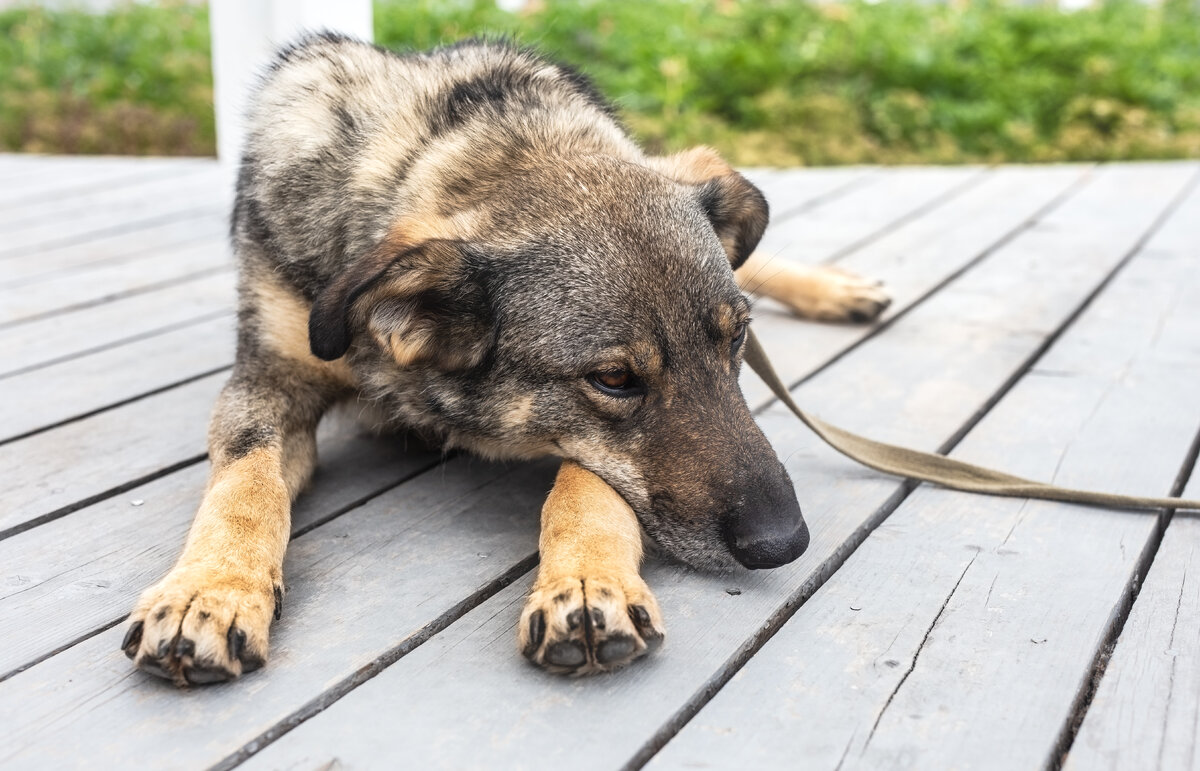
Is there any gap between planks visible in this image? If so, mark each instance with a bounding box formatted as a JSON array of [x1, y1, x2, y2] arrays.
[[1055, 426, 1200, 771]]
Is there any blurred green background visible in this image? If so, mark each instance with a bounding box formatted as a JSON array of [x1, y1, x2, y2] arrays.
[[2, 0, 1199, 164]]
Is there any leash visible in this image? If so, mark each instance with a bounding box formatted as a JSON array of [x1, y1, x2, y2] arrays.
[[744, 328, 1200, 513]]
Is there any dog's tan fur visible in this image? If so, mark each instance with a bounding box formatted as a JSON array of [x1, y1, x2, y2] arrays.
[[519, 461, 665, 674], [254, 273, 357, 387], [737, 253, 892, 322], [126, 448, 288, 685]]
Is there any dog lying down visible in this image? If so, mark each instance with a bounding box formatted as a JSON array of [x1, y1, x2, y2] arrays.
[[121, 33, 891, 683]]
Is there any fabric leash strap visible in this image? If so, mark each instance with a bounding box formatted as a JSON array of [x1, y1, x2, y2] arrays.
[[744, 328, 1200, 513]]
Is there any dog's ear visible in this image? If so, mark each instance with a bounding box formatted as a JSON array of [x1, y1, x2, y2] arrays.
[[648, 146, 769, 270], [309, 238, 493, 370]]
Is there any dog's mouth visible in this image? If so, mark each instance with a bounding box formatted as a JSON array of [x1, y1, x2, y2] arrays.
[[637, 504, 745, 573]]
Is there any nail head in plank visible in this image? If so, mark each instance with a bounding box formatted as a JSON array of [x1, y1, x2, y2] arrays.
[[0, 372, 225, 534]]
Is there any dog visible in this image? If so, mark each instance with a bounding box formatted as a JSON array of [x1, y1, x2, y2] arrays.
[[120, 33, 891, 683]]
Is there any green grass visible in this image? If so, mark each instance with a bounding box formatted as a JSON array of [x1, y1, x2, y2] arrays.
[[0, 1, 213, 155], [3, 0, 1200, 164]]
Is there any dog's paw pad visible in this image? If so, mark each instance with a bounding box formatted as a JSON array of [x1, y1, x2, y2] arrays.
[[518, 575, 665, 675], [122, 566, 279, 687]]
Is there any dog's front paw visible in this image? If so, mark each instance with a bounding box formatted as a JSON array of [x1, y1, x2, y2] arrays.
[[121, 564, 281, 686], [519, 574, 664, 675], [784, 265, 892, 323]]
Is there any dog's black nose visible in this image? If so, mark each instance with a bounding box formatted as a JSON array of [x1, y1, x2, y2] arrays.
[[722, 492, 809, 569]]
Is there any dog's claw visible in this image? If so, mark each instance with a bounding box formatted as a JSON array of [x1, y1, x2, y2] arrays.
[[524, 609, 546, 657], [185, 665, 233, 685], [126, 564, 275, 686], [121, 620, 144, 658], [227, 626, 246, 662]]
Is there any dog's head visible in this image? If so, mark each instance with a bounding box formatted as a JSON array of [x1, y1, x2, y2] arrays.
[[309, 148, 807, 571]]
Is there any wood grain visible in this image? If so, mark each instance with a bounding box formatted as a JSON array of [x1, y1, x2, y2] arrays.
[[0, 313, 235, 442], [741, 164, 1090, 408], [0, 372, 224, 534], [0, 270, 233, 376], [0, 237, 230, 325]]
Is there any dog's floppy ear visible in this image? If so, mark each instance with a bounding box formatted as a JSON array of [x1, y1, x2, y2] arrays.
[[309, 238, 493, 370], [648, 146, 769, 270]]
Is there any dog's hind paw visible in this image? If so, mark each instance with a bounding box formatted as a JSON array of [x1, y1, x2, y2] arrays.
[[121, 564, 280, 687], [518, 574, 664, 675], [774, 265, 892, 323]]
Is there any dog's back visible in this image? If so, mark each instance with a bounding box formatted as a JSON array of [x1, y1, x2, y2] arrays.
[[233, 33, 637, 299]]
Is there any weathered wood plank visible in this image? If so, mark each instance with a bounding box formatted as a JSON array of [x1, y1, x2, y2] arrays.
[[741, 164, 1090, 409], [0, 456, 554, 770], [0, 270, 233, 376], [0, 372, 224, 536], [755, 165, 984, 261], [0, 212, 225, 286], [0, 161, 217, 230], [1065, 483, 1200, 770], [0, 313, 235, 442], [651, 167, 1200, 771], [0, 165, 226, 258], [0, 413, 441, 680], [0, 238, 230, 325], [0, 158, 185, 208], [230, 163, 1194, 770], [0, 155, 205, 186]]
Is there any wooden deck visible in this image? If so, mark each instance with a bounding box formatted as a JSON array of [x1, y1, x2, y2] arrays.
[[1, 154, 1198, 770]]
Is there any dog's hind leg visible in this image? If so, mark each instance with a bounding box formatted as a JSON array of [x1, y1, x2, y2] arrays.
[[737, 251, 891, 323], [519, 461, 665, 675]]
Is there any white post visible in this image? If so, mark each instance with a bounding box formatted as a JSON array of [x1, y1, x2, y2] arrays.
[[210, 0, 374, 169]]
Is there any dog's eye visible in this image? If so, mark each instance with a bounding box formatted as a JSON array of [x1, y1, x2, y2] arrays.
[[588, 369, 641, 397], [731, 323, 748, 357]]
